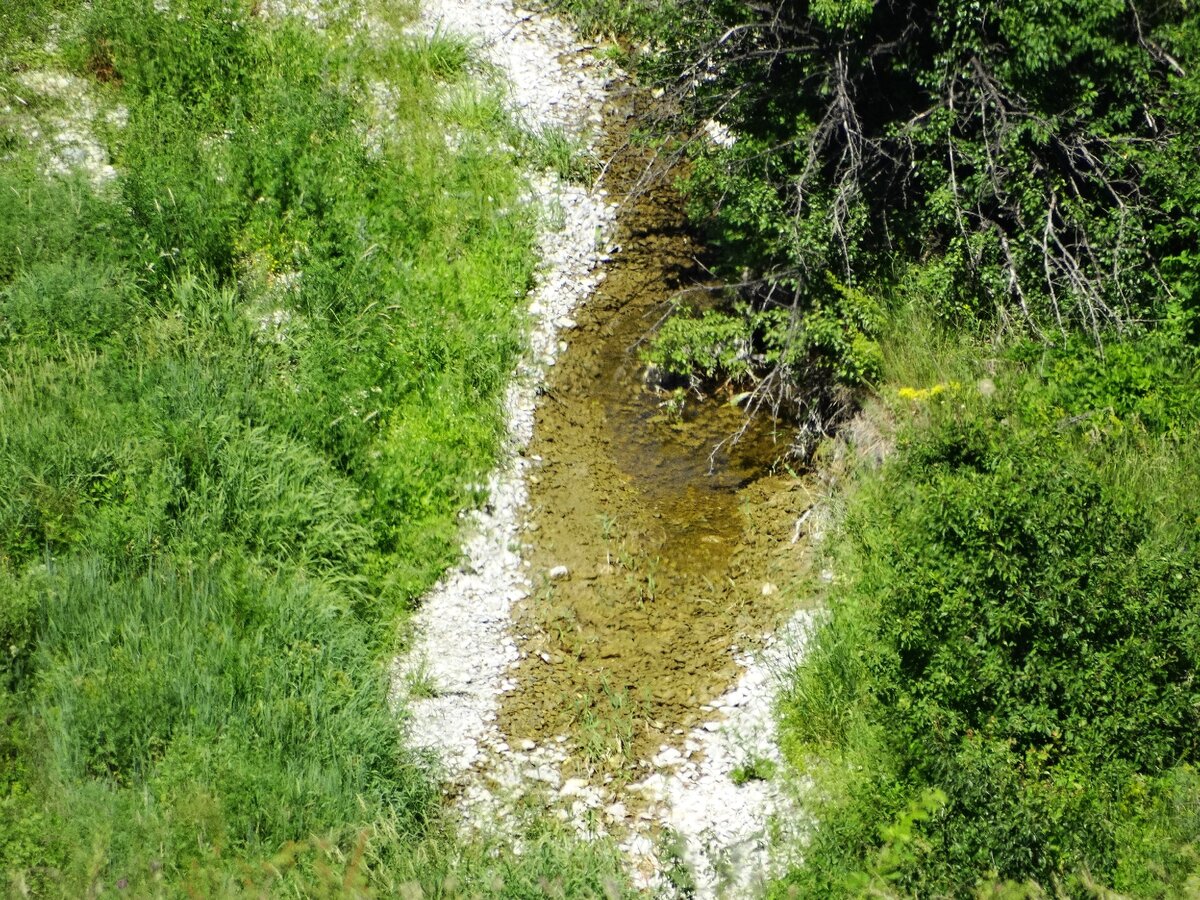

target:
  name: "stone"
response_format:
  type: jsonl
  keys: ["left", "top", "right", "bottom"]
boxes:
{"left": 604, "top": 802, "right": 627, "bottom": 821}
{"left": 560, "top": 777, "right": 588, "bottom": 797}
{"left": 653, "top": 746, "right": 683, "bottom": 767}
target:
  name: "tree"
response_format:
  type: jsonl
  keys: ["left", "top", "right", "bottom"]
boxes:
{"left": 647, "top": 0, "right": 1200, "bottom": 440}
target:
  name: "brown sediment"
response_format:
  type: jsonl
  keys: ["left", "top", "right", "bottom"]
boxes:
{"left": 498, "top": 86, "right": 818, "bottom": 776}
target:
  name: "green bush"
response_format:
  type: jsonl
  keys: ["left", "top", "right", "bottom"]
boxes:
{"left": 645, "top": 275, "right": 880, "bottom": 442}
{"left": 776, "top": 343, "right": 1200, "bottom": 895}
{"left": 668, "top": 0, "right": 1200, "bottom": 334}
{"left": 627, "top": 0, "right": 1200, "bottom": 437}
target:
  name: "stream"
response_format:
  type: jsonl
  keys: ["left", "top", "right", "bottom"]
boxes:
{"left": 395, "top": 2, "right": 818, "bottom": 894}
{"left": 504, "top": 95, "right": 812, "bottom": 772}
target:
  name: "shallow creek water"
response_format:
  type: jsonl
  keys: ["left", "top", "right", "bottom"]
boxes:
{"left": 500, "top": 90, "right": 817, "bottom": 776}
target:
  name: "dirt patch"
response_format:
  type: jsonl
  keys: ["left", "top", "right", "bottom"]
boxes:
{"left": 499, "top": 91, "right": 819, "bottom": 778}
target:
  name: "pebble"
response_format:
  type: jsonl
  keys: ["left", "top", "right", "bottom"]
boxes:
{"left": 652, "top": 746, "right": 683, "bottom": 767}
{"left": 560, "top": 777, "right": 589, "bottom": 797}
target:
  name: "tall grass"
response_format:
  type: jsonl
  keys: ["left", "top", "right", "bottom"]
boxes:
{"left": 0, "top": 0, "right": 628, "bottom": 894}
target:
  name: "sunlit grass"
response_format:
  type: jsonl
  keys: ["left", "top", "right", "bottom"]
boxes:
{"left": 0, "top": 0, "right": 629, "bottom": 894}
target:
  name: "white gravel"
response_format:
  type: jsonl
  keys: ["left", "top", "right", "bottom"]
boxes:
{"left": 4, "top": 70, "right": 123, "bottom": 186}
{"left": 624, "top": 613, "right": 815, "bottom": 895}
{"left": 414, "top": 0, "right": 609, "bottom": 140}
{"left": 391, "top": 2, "right": 812, "bottom": 896}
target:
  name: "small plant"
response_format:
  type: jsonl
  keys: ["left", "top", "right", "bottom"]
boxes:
{"left": 403, "top": 665, "right": 439, "bottom": 700}
{"left": 657, "top": 827, "right": 697, "bottom": 898}
{"left": 523, "top": 125, "right": 598, "bottom": 184}
{"left": 597, "top": 512, "right": 618, "bottom": 543}
{"left": 622, "top": 553, "right": 662, "bottom": 606}
{"left": 730, "top": 756, "right": 777, "bottom": 786}
{"left": 658, "top": 386, "right": 687, "bottom": 420}
{"left": 570, "top": 678, "right": 645, "bottom": 772}
{"left": 410, "top": 26, "right": 471, "bottom": 78}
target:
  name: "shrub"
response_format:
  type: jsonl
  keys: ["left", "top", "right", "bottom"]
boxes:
{"left": 777, "top": 335, "right": 1200, "bottom": 895}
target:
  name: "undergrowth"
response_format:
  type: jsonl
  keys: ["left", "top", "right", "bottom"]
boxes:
{"left": 0, "top": 0, "right": 628, "bottom": 895}
{"left": 773, "top": 299, "right": 1200, "bottom": 897}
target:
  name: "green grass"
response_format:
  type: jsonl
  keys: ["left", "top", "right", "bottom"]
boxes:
{"left": 522, "top": 125, "right": 600, "bottom": 183}
{"left": 535, "top": 0, "right": 678, "bottom": 41}
{"left": 0, "top": 0, "right": 630, "bottom": 894}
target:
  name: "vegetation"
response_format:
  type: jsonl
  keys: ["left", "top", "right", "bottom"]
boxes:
{"left": 559, "top": 0, "right": 1200, "bottom": 894}
{"left": 620, "top": 0, "right": 1199, "bottom": 441}
{"left": 6, "top": 0, "right": 1199, "bottom": 893}
{"left": 775, "top": 318, "right": 1200, "bottom": 895}
{"left": 0, "top": 0, "right": 628, "bottom": 895}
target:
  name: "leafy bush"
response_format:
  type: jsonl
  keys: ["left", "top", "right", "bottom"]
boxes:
{"left": 645, "top": 275, "right": 880, "bottom": 444}
{"left": 627, "top": 0, "right": 1200, "bottom": 435}
{"left": 776, "top": 337, "right": 1200, "bottom": 895}
{"left": 669, "top": 0, "right": 1200, "bottom": 334}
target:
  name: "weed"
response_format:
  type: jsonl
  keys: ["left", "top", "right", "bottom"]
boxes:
{"left": 657, "top": 827, "right": 697, "bottom": 897}
{"left": 730, "top": 756, "right": 777, "bottom": 786}
{"left": 571, "top": 677, "right": 645, "bottom": 773}
{"left": 522, "top": 125, "right": 599, "bottom": 184}
{"left": 404, "top": 664, "right": 440, "bottom": 700}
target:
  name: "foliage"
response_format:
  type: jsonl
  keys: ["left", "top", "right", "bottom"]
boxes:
{"left": 668, "top": 0, "right": 1200, "bottom": 333}
{"left": 775, "top": 324, "right": 1200, "bottom": 896}
{"left": 547, "top": 0, "right": 1200, "bottom": 893}
{"left": 0, "top": 0, "right": 76, "bottom": 62}
{"left": 646, "top": 275, "right": 880, "bottom": 448}
{"left": 598, "top": 0, "right": 1200, "bottom": 445}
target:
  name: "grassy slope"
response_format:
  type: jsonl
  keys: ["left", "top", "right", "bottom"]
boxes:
{"left": 0, "top": 0, "right": 627, "bottom": 895}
